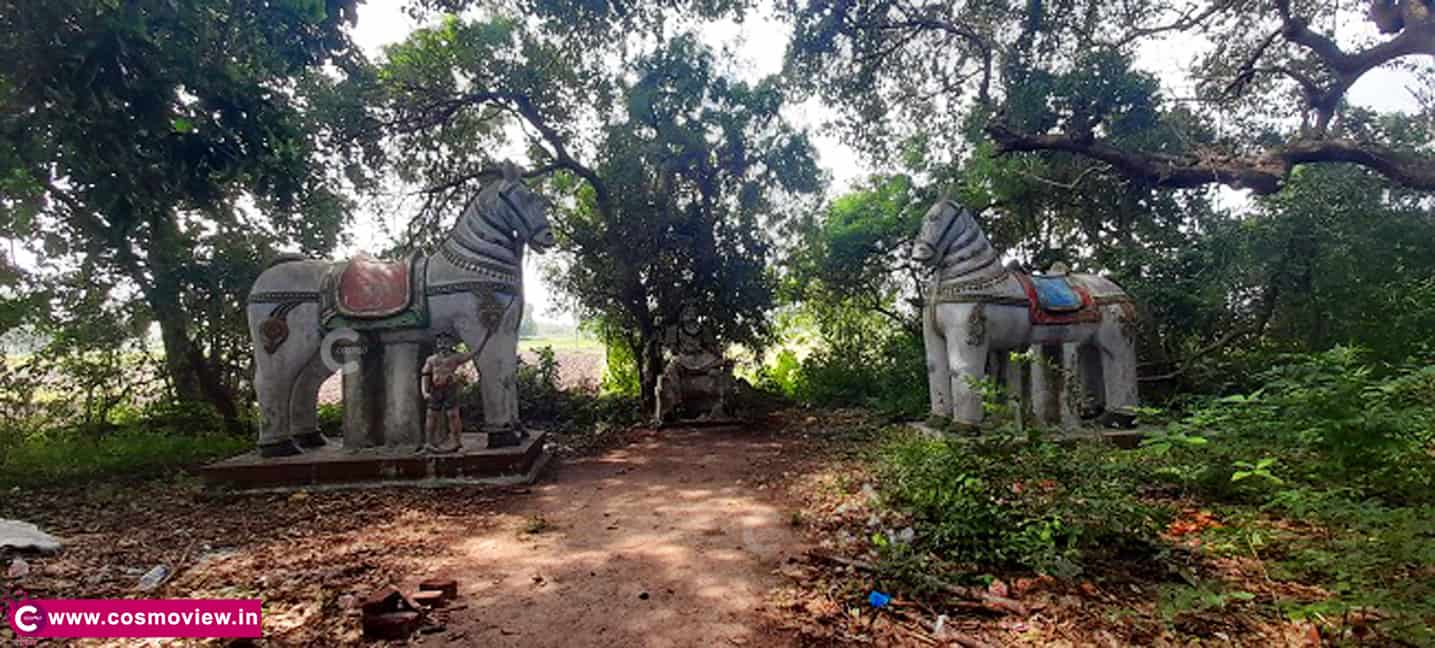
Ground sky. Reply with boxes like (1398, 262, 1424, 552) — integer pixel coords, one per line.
(345, 3, 1423, 323)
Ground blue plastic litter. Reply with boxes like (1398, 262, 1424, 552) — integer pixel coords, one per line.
(867, 591, 891, 608)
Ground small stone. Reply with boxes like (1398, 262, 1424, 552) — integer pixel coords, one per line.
(337, 594, 358, 610)
(411, 590, 447, 608)
(638, 591, 649, 600)
(418, 578, 459, 600)
(8, 557, 30, 579)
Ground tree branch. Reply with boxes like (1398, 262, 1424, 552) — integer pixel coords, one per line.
(985, 120, 1435, 194)
(1113, 0, 1238, 46)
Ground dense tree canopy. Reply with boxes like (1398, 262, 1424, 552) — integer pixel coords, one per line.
(0, 0, 361, 424)
(782, 0, 1435, 194)
(551, 35, 823, 403)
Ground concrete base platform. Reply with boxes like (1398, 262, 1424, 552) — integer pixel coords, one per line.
(201, 431, 550, 492)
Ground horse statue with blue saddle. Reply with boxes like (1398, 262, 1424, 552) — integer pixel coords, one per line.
(912, 199, 1142, 430)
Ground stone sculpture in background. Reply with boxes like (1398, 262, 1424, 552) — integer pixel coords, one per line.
(420, 333, 477, 454)
(655, 304, 737, 424)
(911, 198, 1141, 430)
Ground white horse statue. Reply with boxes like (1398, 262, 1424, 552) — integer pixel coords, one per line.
(912, 199, 1140, 429)
(245, 164, 555, 457)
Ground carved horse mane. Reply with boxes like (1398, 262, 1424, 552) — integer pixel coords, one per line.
(437, 165, 554, 285)
(914, 200, 1003, 283)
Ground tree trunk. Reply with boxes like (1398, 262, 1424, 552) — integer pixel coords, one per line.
(142, 215, 242, 430)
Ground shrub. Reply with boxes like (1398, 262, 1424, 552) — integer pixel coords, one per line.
(876, 430, 1169, 575)
(1154, 347, 1435, 504)
(459, 345, 641, 432)
(1139, 349, 1435, 643)
(778, 331, 929, 418)
(0, 424, 248, 489)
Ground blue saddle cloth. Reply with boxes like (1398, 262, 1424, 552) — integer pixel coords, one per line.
(1031, 275, 1083, 313)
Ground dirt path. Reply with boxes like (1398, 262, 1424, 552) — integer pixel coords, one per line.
(3, 424, 814, 647)
(422, 427, 805, 646)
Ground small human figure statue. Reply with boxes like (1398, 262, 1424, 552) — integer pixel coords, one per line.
(655, 303, 735, 424)
(420, 333, 477, 454)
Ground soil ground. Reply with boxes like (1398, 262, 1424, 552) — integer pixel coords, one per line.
(2, 421, 813, 647)
(3, 411, 1328, 647)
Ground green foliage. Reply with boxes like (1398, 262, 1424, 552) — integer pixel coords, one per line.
(876, 431, 1169, 575)
(782, 174, 927, 334)
(1, 0, 358, 420)
(548, 34, 823, 401)
(1135, 349, 1435, 642)
(599, 335, 642, 397)
(0, 401, 247, 488)
(458, 344, 641, 432)
(781, 326, 928, 418)
(1260, 490, 1435, 644)
(1156, 348, 1435, 504)
(316, 403, 343, 438)
(1155, 580, 1256, 624)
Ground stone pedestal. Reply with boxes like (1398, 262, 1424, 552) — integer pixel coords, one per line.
(202, 431, 551, 491)
(382, 341, 423, 447)
(340, 332, 426, 450)
(340, 342, 380, 448)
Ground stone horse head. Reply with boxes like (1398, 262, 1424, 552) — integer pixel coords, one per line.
(910, 197, 970, 265)
(470, 162, 556, 253)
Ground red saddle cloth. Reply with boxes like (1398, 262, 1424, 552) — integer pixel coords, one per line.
(337, 254, 413, 318)
(1013, 273, 1102, 325)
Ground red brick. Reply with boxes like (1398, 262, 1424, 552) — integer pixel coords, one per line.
(363, 611, 421, 640)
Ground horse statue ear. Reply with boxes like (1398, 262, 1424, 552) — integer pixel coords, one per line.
(501, 160, 521, 183)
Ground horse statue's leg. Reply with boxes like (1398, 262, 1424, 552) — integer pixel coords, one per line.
(249, 303, 324, 457)
(922, 302, 953, 422)
(942, 303, 990, 430)
(1095, 305, 1139, 427)
(1057, 342, 1083, 430)
(453, 293, 522, 447)
(288, 351, 333, 449)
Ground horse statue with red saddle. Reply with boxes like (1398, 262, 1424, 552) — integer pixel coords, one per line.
(245, 164, 555, 457)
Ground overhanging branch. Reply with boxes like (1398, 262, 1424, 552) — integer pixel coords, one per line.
(986, 121, 1435, 193)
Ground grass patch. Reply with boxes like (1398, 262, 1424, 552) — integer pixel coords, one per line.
(848, 349, 1435, 643)
(874, 429, 1169, 576)
(0, 428, 249, 489)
